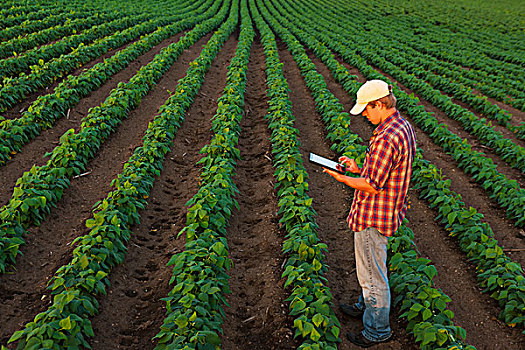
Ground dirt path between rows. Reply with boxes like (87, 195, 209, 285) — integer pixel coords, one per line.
(221, 37, 297, 350)
(0, 32, 214, 346)
(301, 46, 524, 349)
(89, 33, 240, 349)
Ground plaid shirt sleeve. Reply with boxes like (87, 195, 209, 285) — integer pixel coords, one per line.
(361, 138, 395, 192)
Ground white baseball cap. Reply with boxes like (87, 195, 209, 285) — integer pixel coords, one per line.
(350, 80, 390, 115)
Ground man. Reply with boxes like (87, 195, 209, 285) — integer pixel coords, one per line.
(323, 79, 416, 348)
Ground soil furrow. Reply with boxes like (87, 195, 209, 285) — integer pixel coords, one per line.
(275, 38, 416, 349)
(87, 34, 238, 350)
(0, 32, 186, 207)
(0, 32, 213, 346)
(303, 47, 524, 349)
(221, 38, 295, 350)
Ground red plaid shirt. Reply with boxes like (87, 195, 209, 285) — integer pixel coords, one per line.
(347, 111, 416, 237)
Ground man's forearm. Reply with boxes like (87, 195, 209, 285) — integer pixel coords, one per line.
(341, 176, 379, 194)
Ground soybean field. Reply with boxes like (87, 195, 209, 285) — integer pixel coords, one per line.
(0, 0, 524, 349)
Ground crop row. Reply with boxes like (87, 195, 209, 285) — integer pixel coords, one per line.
(257, 0, 477, 348)
(0, 0, 212, 111)
(0, 7, 105, 44)
(267, 0, 524, 334)
(0, 12, 149, 82)
(360, 0, 525, 66)
(153, 0, 249, 347)
(273, 0, 525, 228)
(0, 11, 122, 61)
(280, 0, 525, 173)
(0, 12, 155, 112)
(412, 158, 525, 332)
(0, 0, 212, 167)
(0, 0, 223, 273)
(4, 1, 231, 348)
(0, 4, 84, 30)
(326, 0, 525, 109)
(252, 0, 341, 348)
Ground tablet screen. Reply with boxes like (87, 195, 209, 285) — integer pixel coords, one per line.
(309, 153, 345, 174)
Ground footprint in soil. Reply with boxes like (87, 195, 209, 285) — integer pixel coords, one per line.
(133, 269, 148, 282)
(119, 335, 136, 347)
(124, 289, 138, 298)
(242, 217, 263, 226)
(145, 261, 158, 272)
(140, 287, 154, 301)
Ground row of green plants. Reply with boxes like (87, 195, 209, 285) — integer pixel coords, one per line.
(0, 11, 170, 112)
(325, 0, 525, 109)
(411, 157, 525, 333)
(0, 0, 198, 76)
(284, 0, 525, 173)
(0, 3, 42, 18)
(0, 12, 150, 82)
(270, 0, 525, 333)
(0, 0, 224, 274)
(0, 4, 83, 30)
(252, 0, 341, 348)
(0, 0, 68, 19)
(0, 0, 137, 32)
(153, 0, 250, 347)
(4, 1, 231, 348)
(259, 1, 477, 347)
(276, 0, 525, 228)
(373, 0, 525, 68)
(0, 0, 213, 167)
(0, 7, 104, 43)
(0, 11, 117, 61)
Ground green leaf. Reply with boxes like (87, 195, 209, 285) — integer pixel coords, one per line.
(59, 316, 72, 330)
(8, 330, 26, 343)
(79, 254, 89, 269)
(174, 315, 188, 329)
(312, 313, 323, 327)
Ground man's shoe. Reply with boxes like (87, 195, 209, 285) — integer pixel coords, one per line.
(339, 302, 364, 318)
(346, 331, 392, 348)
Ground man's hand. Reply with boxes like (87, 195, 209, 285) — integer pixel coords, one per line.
(322, 167, 379, 194)
(338, 156, 360, 174)
(323, 168, 347, 182)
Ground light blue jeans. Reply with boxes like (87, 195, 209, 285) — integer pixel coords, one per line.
(354, 227, 392, 341)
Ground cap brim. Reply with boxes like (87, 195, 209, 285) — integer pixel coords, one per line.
(350, 102, 367, 115)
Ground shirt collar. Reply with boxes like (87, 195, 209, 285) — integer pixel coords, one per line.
(373, 110, 399, 136)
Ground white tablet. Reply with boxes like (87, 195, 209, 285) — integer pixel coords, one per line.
(309, 153, 346, 174)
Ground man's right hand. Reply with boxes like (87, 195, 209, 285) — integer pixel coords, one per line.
(338, 156, 360, 174)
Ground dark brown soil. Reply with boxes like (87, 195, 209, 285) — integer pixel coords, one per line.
(221, 37, 297, 350)
(1, 22, 524, 350)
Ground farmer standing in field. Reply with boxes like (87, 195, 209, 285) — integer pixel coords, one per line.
(323, 79, 416, 347)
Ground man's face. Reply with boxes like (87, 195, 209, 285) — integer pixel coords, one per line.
(362, 103, 383, 125)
